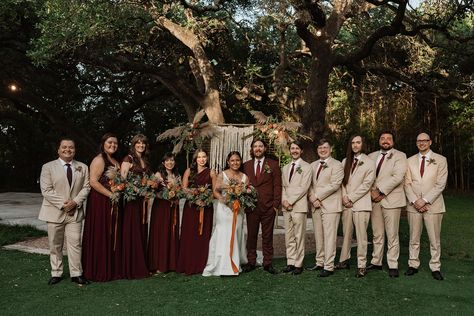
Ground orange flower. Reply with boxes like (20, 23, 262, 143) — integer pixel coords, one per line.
(117, 183, 125, 191)
(141, 177, 147, 186)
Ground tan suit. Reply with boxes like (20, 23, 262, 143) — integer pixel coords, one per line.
(368, 149, 407, 269)
(308, 157, 344, 271)
(39, 159, 90, 277)
(339, 154, 375, 268)
(405, 151, 447, 271)
(281, 159, 312, 268)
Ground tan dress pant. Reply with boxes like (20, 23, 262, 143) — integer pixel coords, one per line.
(407, 212, 443, 271)
(339, 208, 354, 263)
(370, 203, 401, 269)
(311, 208, 324, 267)
(47, 213, 83, 277)
(322, 213, 341, 271)
(283, 211, 307, 268)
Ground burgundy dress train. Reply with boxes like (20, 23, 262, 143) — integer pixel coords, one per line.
(82, 159, 122, 282)
(177, 168, 214, 275)
(121, 155, 150, 279)
(148, 196, 180, 273)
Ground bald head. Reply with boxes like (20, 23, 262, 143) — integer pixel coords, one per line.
(416, 133, 432, 154)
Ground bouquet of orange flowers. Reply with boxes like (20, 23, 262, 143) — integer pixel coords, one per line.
(224, 179, 258, 212)
(186, 184, 214, 207)
(106, 166, 126, 203)
(159, 177, 185, 202)
(138, 174, 161, 199)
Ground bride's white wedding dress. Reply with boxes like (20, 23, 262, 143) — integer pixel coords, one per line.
(202, 172, 247, 276)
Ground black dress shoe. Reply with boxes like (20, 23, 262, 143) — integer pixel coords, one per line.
(241, 264, 256, 273)
(282, 265, 296, 273)
(356, 268, 367, 278)
(263, 264, 278, 275)
(366, 264, 383, 271)
(306, 265, 324, 271)
(404, 267, 419, 276)
(71, 275, 90, 285)
(388, 268, 399, 278)
(292, 267, 303, 275)
(48, 276, 62, 285)
(432, 271, 444, 281)
(318, 269, 334, 277)
(335, 260, 350, 270)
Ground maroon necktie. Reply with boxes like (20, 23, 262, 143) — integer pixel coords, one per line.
(65, 163, 72, 186)
(420, 156, 426, 177)
(316, 161, 324, 180)
(289, 163, 295, 182)
(376, 153, 387, 177)
(351, 158, 358, 174)
(256, 160, 261, 179)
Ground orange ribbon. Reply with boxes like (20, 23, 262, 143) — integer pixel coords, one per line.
(229, 199, 240, 274)
(172, 202, 178, 236)
(142, 198, 149, 224)
(198, 206, 204, 236)
(110, 202, 119, 251)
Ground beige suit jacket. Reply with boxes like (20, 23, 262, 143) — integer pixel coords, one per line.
(39, 159, 90, 223)
(281, 159, 312, 213)
(369, 149, 407, 209)
(308, 157, 344, 213)
(404, 152, 447, 214)
(342, 154, 376, 212)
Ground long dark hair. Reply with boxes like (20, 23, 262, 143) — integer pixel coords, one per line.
(157, 152, 180, 178)
(224, 151, 243, 171)
(189, 149, 208, 186)
(342, 135, 367, 186)
(99, 133, 118, 165)
(128, 134, 150, 172)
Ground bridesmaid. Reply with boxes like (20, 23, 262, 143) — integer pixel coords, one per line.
(120, 134, 151, 279)
(148, 152, 181, 273)
(177, 149, 216, 275)
(82, 133, 122, 282)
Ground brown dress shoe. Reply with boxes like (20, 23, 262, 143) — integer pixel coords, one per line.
(356, 268, 367, 278)
(335, 261, 350, 270)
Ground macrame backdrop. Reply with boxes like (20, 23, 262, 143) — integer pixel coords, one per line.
(209, 125, 254, 172)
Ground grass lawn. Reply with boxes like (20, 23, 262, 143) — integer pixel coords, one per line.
(1, 195, 473, 315)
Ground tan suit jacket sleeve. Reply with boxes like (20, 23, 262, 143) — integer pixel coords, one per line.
(315, 158, 343, 202)
(377, 150, 407, 196)
(282, 161, 312, 207)
(423, 154, 448, 204)
(347, 156, 376, 204)
(72, 162, 91, 209)
(40, 161, 67, 210)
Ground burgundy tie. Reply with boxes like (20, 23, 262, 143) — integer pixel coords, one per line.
(376, 153, 387, 177)
(351, 158, 358, 174)
(316, 161, 324, 180)
(420, 156, 426, 177)
(65, 163, 72, 186)
(256, 160, 261, 179)
(289, 163, 295, 182)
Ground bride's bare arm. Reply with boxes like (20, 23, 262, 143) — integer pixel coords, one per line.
(213, 172, 226, 201)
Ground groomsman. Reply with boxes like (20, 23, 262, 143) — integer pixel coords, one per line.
(281, 141, 312, 275)
(404, 132, 448, 280)
(308, 139, 344, 277)
(336, 135, 375, 277)
(243, 139, 282, 274)
(368, 131, 407, 278)
(39, 138, 91, 285)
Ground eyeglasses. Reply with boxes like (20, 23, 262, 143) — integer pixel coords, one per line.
(416, 139, 430, 143)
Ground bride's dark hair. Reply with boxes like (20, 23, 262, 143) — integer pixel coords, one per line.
(224, 151, 243, 172)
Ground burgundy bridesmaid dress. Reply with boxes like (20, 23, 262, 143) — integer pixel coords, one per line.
(176, 168, 214, 275)
(148, 179, 180, 273)
(82, 159, 122, 282)
(121, 155, 150, 279)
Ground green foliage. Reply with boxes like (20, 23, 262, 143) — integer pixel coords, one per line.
(0, 224, 46, 246)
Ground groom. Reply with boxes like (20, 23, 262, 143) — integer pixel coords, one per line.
(39, 138, 90, 285)
(243, 138, 282, 274)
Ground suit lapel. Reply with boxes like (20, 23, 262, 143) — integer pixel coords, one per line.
(248, 159, 258, 185)
(69, 160, 77, 192)
(55, 159, 71, 190)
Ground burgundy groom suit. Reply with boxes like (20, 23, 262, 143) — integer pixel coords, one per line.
(243, 158, 282, 266)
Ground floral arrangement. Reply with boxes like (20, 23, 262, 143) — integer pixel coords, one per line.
(106, 166, 126, 203)
(156, 110, 218, 155)
(244, 111, 311, 155)
(105, 167, 162, 203)
(427, 157, 436, 165)
(186, 184, 214, 207)
(224, 179, 258, 212)
(159, 177, 185, 202)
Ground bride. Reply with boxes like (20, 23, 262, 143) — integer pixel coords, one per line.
(203, 151, 248, 276)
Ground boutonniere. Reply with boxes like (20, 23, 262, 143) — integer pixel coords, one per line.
(358, 161, 364, 166)
(75, 166, 83, 172)
(264, 164, 272, 174)
(322, 163, 328, 169)
(427, 158, 436, 165)
(296, 166, 303, 174)
(387, 153, 393, 160)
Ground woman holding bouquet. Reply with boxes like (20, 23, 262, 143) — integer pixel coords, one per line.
(203, 151, 251, 276)
(148, 152, 182, 273)
(177, 149, 216, 275)
(82, 133, 122, 281)
(120, 134, 151, 279)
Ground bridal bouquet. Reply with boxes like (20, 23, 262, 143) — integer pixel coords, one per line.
(159, 177, 185, 202)
(106, 166, 126, 204)
(224, 179, 258, 212)
(137, 174, 161, 199)
(186, 184, 214, 207)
